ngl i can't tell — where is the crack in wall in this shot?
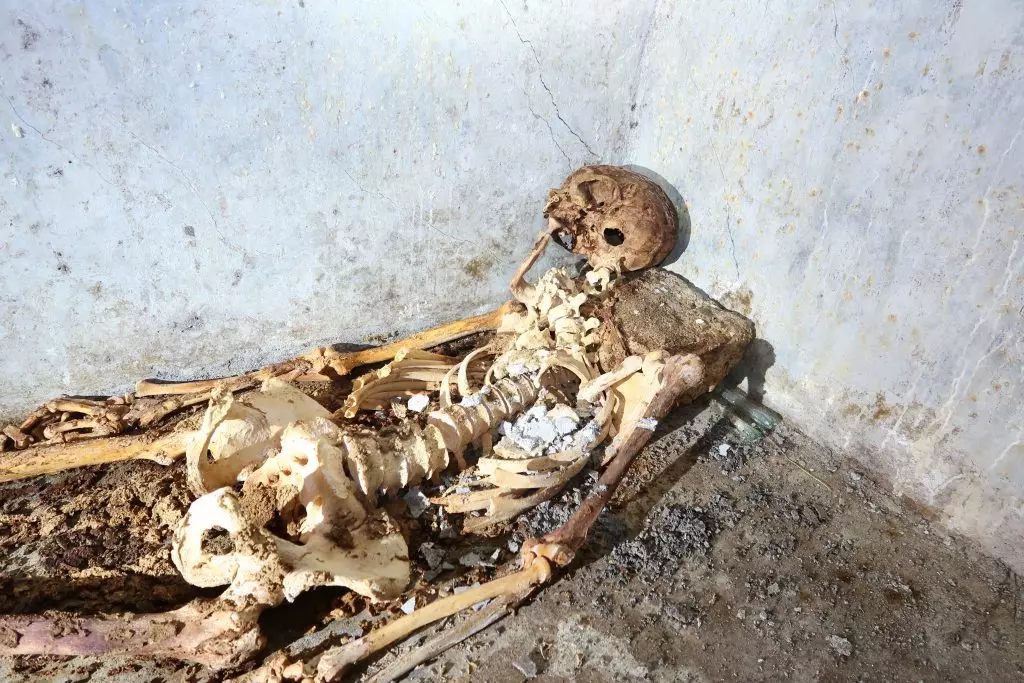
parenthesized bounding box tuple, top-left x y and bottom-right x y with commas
(525, 95, 572, 167)
(724, 215, 741, 280)
(498, 0, 598, 160)
(618, 0, 662, 156)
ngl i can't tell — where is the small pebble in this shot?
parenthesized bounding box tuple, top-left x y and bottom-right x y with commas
(419, 542, 445, 569)
(511, 652, 539, 678)
(637, 417, 658, 431)
(403, 488, 429, 518)
(827, 635, 853, 657)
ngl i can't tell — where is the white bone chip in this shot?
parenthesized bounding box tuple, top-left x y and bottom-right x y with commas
(637, 417, 658, 431)
(718, 444, 731, 457)
(460, 393, 483, 407)
(407, 394, 430, 412)
(400, 597, 416, 614)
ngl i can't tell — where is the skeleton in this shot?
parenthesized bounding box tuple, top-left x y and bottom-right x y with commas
(0, 166, 754, 680)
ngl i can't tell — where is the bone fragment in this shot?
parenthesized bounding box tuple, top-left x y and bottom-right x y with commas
(530, 352, 705, 563)
(0, 430, 190, 482)
(135, 305, 510, 397)
(364, 591, 529, 683)
(313, 557, 552, 682)
(0, 600, 264, 669)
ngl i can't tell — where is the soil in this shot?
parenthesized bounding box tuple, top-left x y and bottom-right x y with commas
(1, 399, 1022, 682)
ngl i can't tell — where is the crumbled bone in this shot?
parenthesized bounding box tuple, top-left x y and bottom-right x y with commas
(175, 419, 411, 603)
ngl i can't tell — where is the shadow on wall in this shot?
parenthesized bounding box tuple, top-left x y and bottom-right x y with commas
(623, 164, 691, 268)
(727, 338, 777, 404)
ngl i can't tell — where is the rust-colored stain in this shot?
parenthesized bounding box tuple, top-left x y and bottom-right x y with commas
(978, 144, 987, 156)
(887, 314, 897, 323)
(908, 31, 920, 40)
(719, 288, 754, 316)
(842, 403, 862, 417)
(871, 393, 895, 421)
(463, 256, 493, 279)
(899, 494, 940, 521)
(883, 48, 891, 59)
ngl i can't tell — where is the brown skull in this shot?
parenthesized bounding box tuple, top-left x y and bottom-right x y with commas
(544, 165, 678, 271)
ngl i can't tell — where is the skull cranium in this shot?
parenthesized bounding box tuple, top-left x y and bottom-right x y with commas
(544, 165, 678, 271)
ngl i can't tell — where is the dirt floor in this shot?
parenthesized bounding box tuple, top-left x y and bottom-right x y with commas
(1, 397, 1022, 682)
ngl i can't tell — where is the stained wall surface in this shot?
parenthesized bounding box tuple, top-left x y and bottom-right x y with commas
(2, 2, 1021, 567)
(631, 0, 1024, 569)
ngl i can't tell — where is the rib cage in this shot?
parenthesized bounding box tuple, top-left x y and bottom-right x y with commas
(332, 374, 539, 504)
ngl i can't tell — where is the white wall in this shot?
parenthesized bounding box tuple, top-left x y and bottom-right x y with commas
(1, 0, 647, 406)
(2, 1, 1021, 568)
(632, 0, 1024, 568)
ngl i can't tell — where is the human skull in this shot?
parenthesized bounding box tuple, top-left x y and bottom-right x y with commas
(544, 165, 678, 271)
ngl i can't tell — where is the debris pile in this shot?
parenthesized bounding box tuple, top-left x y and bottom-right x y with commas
(610, 505, 714, 581)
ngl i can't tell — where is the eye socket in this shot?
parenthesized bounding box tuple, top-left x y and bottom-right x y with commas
(603, 227, 625, 246)
(552, 228, 575, 251)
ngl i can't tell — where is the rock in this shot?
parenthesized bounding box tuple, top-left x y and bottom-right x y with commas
(553, 416, 578, 436)
(525, 405, 548, 420)
(637, 417, 658, 431)
(418, 542, 445, 570)
(827, 634, 853, 657)
(511, 650, 540, 678)
(403, 488, 429, 518)
(601, 268, 755, 404)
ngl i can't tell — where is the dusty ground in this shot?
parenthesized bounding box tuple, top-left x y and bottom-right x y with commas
(1, 397, 1022, 682)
